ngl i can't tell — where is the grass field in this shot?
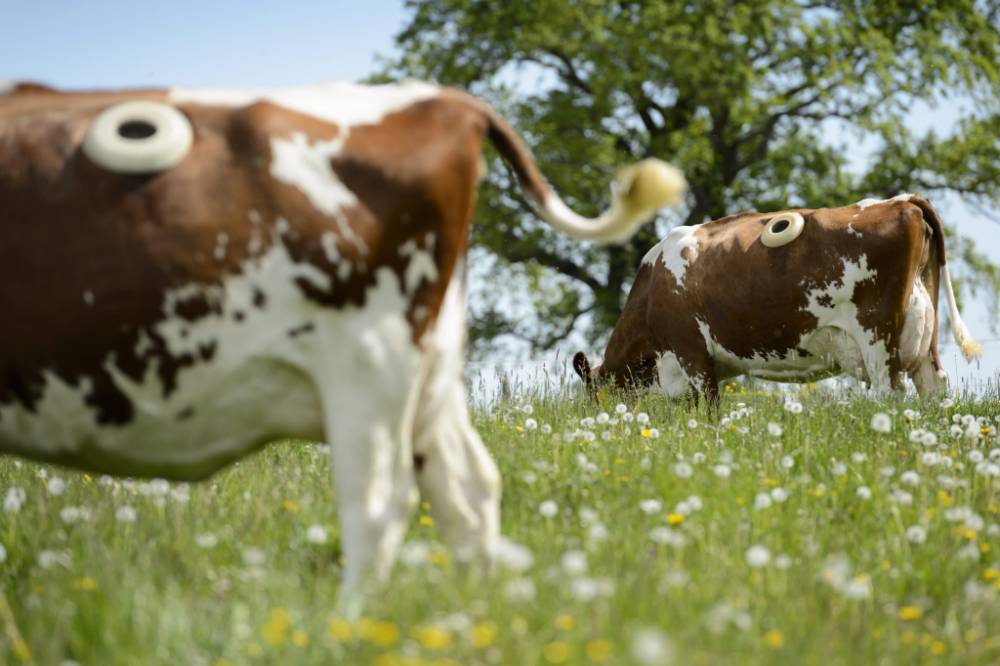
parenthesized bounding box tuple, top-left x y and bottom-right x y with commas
(1, 382, 999, 665)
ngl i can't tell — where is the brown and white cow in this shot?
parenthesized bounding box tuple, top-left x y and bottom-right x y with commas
(574, 195, 982, 405)
(0, 81, 685, 605)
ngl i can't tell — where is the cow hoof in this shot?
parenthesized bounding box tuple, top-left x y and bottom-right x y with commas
(760, 211, 805, 248)
(82, 101, 193, 174)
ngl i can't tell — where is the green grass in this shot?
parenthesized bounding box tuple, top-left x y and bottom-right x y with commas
(2, 384, 999, 665)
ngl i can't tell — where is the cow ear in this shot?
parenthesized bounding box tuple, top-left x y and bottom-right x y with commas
(572, 352, 592, 383)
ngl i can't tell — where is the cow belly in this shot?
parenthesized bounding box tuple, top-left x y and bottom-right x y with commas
(898, 278, 934, 371)
(704, 322, 864, 383)
(0, 358, 323, 479)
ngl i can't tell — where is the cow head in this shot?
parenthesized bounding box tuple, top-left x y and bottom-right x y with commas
(572, 352, 601, 399)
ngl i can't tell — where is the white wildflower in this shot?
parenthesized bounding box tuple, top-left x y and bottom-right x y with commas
(3, 487, 27, 513)
(539, 500, 559, 518)
(784, 400, 803, 414)
(305, 524, 327, 544)
(649, 527, 687, 548)
(770, 487, 789, 503)
(745, 545, 771, 568)
(47, 477, 66, 496)
(504, 577, 536, 602)
(195, 533, 219, 549)
(631, 627, 673, 666)
(856, 486, 872, 500)
(494, 538, 534, 572)
(906, 525, 927, 544)
(241, 547, 266, 567)
(640, 499, 663, 515)
(713, 464, 731, 478)
(560, 550, 588, 576)
(767, 422, 783, 437)
(871, 413, 892, 434)
(673, 462, 693, 479)
(754, 493, 772, 510)
(524, 418, 538, 431)
(115, 505, 137, 523)
(399, 540, 430, 566)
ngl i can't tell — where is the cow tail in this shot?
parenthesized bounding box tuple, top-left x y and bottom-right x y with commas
(909, 196, 983, 361)
(464, 93, 686, 244)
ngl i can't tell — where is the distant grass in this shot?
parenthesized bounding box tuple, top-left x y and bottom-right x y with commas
(1, 383, 999, 665)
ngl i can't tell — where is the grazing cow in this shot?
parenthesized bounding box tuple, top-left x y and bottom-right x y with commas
(0, 81, 685, 604)
(573, 195, 982, 404)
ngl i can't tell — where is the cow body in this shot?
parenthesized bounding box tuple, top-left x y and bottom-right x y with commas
(574, 195, 981, 403)
(0, 81, 684, 603)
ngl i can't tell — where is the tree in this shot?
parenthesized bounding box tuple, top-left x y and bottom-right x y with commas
(381, 0, 1000, 355)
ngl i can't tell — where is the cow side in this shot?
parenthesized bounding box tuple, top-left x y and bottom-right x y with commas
(575, 196, 981, 405)
(0, 81, 684, 607)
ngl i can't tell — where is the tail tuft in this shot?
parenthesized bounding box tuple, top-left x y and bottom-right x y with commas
(615, 158, 687, 217)
(960, 337, 983, 361)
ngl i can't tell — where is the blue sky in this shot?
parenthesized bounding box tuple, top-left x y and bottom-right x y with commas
(3, 1, 997, 388)
(0, 1, 407, 88)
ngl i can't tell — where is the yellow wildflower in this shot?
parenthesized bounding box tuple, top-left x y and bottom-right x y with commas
(641, 429, 652, 438)
(329, 618, 352, 641)
(357, 618, 400, 647)
(291, 630, 309, 647)
(419, 515, 434, 527)
(471, 621, 498, 648)
(586, 639, 613, 662)
(930, 640, 946, 655)
(430, 551, 449, 567)
(543, 641, 571, 664)
(282, 499, 301, 512)
(262, 608, 291, 646)
(71, 576, 98, 591)
(414, 625, 452, 650)
(764, 629, 784, 648)
(666, 513, 684, 525)
(555, 614, 575, 631)
(898, 606, 923, 621)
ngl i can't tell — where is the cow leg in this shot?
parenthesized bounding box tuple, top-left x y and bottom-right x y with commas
(910, 355, 948, 397)
(320, 352, 423, 616)
(413, 378, 501, 564)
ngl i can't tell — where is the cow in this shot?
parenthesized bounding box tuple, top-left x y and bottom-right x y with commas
(0, 80, 685, 608)
(573, 195, 982, 405)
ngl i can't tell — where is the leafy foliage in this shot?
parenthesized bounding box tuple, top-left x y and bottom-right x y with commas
(382, 0, 1000, 352)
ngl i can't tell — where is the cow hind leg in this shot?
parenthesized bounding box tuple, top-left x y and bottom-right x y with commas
(320, 358, 423, 616)
(413, 378, 501, 566)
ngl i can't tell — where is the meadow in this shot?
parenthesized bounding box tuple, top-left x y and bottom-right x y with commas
(1, 381, 999, 666)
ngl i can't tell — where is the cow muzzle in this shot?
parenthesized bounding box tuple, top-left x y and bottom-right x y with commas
(760, 211, 805, 248)
(82, 101, 193, 174)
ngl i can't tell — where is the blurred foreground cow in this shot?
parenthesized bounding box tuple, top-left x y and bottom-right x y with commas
(0, 81, 684, 604)
(574, 195, 981, 404)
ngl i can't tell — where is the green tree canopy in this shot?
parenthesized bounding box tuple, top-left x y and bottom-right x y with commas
(382, 0, 1000, 354)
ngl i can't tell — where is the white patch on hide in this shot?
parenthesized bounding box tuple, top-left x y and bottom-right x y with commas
(693, 256, 888, 386)
(847, 223, 862, 238)
(655, 351, 691, 398)
(898, 277, 934, 371)
(169, 81, 439, 128)
(803, 255, 891, 389)
(171, 82, 438, 253)
(854, 193, 915, 210)
(641, 224, 700, 287)
(0, 224, 429, 477)
(398, 234, 438, 295)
